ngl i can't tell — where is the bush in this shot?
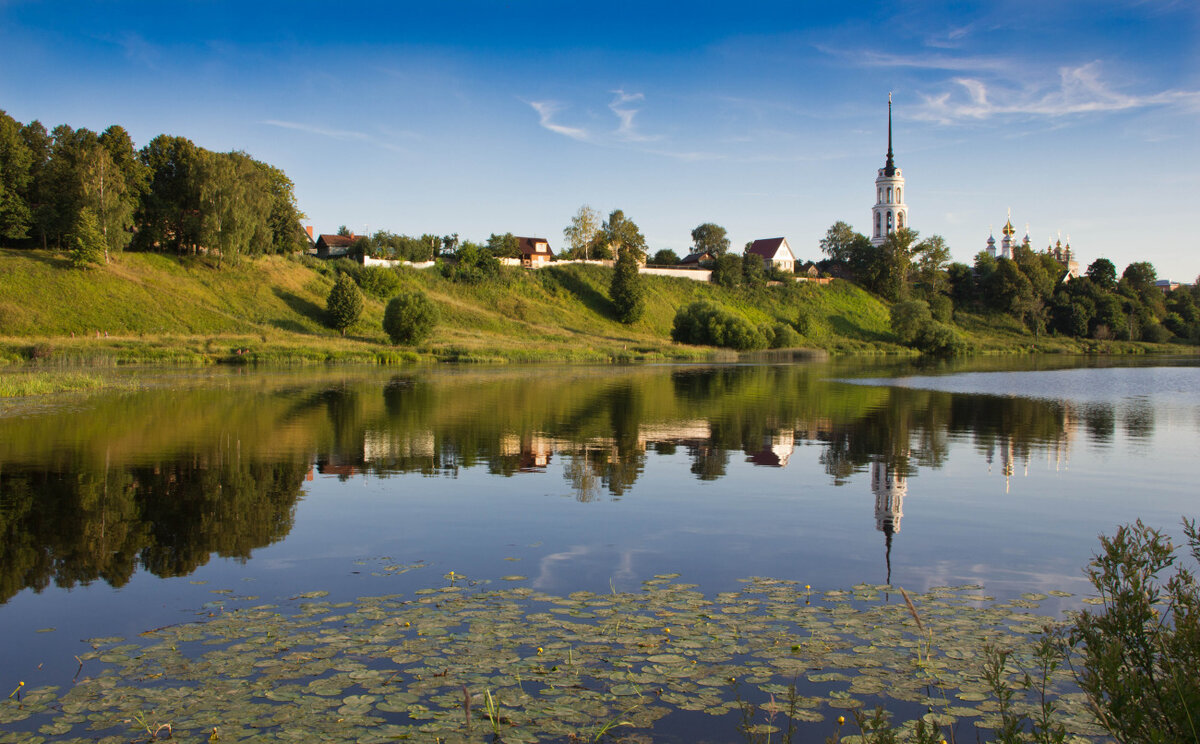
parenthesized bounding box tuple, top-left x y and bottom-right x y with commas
(383, 290, 438, 345)
(913, 319, 970, 356)
(69, 208, 107, 268)
(610, 247, 644, 324)
(1067, 519, 1200, 744)
(890, 300, 932, 343)
(710, 254, 742, 288)
(768, 322, 801, 349)
(1143, 322, 1171, 344)
(671, 301, 766, 350)
(357, 265, 402, 299)
(928, 293, 954, 323)
(326, 273, 363, 335)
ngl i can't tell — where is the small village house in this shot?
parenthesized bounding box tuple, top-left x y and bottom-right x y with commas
(315, 233, 357, 259)
(516, 237, 553, 268)
(745, 238, 796, 273)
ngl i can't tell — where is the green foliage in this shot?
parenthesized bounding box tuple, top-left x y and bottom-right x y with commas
(889, 300, 932, 344)
(383, 290, 438, 345)
(1068, 519, 1200, 744)
(610, 246, 645, 324)
(0, 109, 34, 241)
(741, 253, 766, 288)
(650, 249, 679, 266)
(710, 253, 742, 288)
(767, 322, 801, 349)
(1087, 259, 1117, 289)
(69, 208, 106, 268)
(486, 232, 520, 258)
(671, 301, 766, 350)
(690, 222, 730, 256)
(598, 209, 647, 263)
(819, 221, 866, 263)
(441, 243, 502, 284)
(562, 204, 601, 260)
(356, 265, 402, 299)
(326, 273, 363, 335)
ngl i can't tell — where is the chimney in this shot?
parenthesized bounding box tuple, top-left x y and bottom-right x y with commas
(305, 225, 313, 239)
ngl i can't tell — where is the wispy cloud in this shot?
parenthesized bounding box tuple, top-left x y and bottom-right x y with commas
(261, 120, 411, 154)
(818, 45, 1012, 74)
(527, 101, 590, 141)
(526, 89, 660, 146)
(608, 89, 657, 142)
(916, 61, 1200, 123)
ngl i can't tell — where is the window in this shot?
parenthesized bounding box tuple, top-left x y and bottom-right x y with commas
(887, 187, 892, 203)
(875, 212, 881, 236)
(897, 212, 904, 228)
(896, 188, 901, 202)
(887, 211, 893, 233)
(877, 188, 882, 203)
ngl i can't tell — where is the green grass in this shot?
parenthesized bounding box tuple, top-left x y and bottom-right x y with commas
(4, 247, 1175, 365)
(0, 370, 118, 397)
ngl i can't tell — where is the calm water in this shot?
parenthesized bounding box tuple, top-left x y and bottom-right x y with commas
(1, 356, 1197, 738)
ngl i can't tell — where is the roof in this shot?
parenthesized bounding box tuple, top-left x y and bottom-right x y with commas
(515, 236, 552, 256)
(680, 251, 713, 265)
(316, 234, 356, 248)
(746, 238, 793, 260)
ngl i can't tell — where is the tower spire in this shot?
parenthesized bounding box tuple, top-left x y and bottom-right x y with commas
(884, 92, 896, 176)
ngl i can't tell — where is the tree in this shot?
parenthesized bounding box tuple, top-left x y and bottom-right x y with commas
(1086, 258, 1117, 289)
(710, 253, 741, 288)
(913, 234, 951, 298)
(819, 221, 866, 263)
(0, 109, 34, 242)
(68, 208, 106, 268)
(597, 209, 647, 263)
(136, 134, 205, 253)
(326, 273, 363, 335)
(610, 245, 644, 324)
(383, 290, 438, 345)
(741, 250, 765, 287)
(890, 300, 932, 344)
(1121, 261, 1157, 294)
(486, 232, 520, 258)
(690, 222, 730, 257)
(563, 205, 601, 260)
(650, 248, 679, 265)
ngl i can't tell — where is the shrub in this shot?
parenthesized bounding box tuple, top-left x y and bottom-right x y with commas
(326, 273, 363, 335)
(913, 319, 970, 356)
(440, 243, 501, 284)
(69, 208, 107, 268)
(650, 249, 679, 266)
(357, 265, 402, 299)
(1067, 519, 1200, 744)
(383, 290, 438, 345)
(1143, 322, 1171, 344)
(671, 301, 766, 351)
(610, 247, 644, 324)
(769, 322, 801, 349)
(928, 293, 953, 323)
(710, 254, 742, 288)
(890, 300, 932, 343)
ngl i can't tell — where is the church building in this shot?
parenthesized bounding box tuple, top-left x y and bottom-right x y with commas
(871, 94, 908, 246)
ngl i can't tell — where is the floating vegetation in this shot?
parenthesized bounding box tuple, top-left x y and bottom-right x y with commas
(0, 576, 1106, 743)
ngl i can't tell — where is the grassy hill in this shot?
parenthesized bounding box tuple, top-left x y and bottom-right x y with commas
(4, 249, 1168, 367)
(0, 249, 907, 365)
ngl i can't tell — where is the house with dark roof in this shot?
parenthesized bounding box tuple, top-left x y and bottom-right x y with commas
(315, 233, 357, 259)
(516, 237, 553, 268)
(745, 238, 795, 273)
(679, 250, 715, 266)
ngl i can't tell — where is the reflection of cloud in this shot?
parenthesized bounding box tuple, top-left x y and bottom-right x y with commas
(261, 120, 411, 154)
(531, 545, 646, 590)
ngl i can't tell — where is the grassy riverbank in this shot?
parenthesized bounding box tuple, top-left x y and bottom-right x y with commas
(0, 249, 1183, 367)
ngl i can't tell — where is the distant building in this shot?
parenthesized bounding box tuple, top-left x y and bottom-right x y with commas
(871, 94, 908, 247)
(315, 233, 356, 259)
(516, 237, 553, 268)
(985, 214, 1080, 279)
(680, 250, 716, 266)
(745, 237, 796, 273)
(1157, 279, 1182, 293)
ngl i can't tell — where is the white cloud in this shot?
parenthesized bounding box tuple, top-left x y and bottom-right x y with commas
(527, 100, 590, 141)
(261, 120, 410, 154)
(608, 89, 657, 142)
(915, 61, 1200, 124)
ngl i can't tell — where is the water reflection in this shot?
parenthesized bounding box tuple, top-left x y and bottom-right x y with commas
(0, 361, 1194, 603)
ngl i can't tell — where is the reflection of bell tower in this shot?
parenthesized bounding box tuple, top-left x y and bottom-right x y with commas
(871, 458, 907, 584)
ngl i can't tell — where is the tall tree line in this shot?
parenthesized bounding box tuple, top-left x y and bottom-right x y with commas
(0, 110, 304, 264)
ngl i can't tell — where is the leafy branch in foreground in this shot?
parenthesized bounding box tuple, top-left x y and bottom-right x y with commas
(1067, 518, 1200, 744)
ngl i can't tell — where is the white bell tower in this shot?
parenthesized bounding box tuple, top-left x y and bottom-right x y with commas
(871, 94, 908, 247)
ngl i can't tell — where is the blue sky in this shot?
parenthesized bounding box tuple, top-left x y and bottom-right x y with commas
(2, 0, 1197, 280)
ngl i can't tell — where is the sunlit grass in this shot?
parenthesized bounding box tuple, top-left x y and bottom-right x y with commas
(0, 371, 112, 397)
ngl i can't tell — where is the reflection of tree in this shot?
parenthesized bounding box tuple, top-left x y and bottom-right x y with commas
(0, 453, 306, 603)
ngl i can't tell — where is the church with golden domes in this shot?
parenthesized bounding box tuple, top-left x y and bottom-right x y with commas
(985, 211, 1080, 279)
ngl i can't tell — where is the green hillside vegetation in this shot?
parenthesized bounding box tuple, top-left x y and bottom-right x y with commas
(0, 248, 912, 365)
